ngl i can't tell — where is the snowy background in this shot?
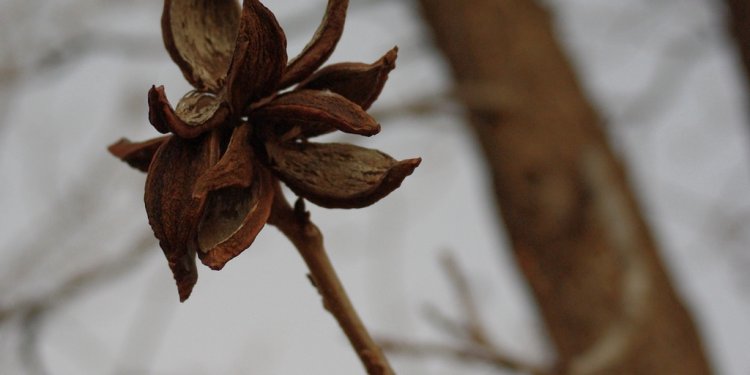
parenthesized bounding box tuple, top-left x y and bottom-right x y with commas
(0, 0, 748, 374)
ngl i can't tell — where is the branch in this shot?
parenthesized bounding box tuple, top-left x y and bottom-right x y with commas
(267, 184, 395, 375)
(0, 232, 154, 324)
(0, 232, 154, 375)
(381, 252, 548, 374)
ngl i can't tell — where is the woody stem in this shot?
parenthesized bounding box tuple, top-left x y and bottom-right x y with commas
(267, 184, 396, 375)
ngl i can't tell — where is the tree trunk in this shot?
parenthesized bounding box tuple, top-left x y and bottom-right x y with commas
(417, 0, 713, 374)
(724, 0, 750, 114)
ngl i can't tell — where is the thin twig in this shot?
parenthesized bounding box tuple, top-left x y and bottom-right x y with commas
(380, 338, 548, 375)
(267, 184, 395, 375)
(0, 232, 154, 324)
(422, 304, 470, 341)
(0, 232, 155, 375)
(440, 253, 491, 347)
(381, 252, 549, 374)
(19, 306, 48, 375)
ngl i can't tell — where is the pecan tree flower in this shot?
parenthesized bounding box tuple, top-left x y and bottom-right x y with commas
(109, 0, 420, 302)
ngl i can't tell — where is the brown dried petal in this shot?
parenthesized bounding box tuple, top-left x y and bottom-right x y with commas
(148, 86, 230, 139)
(299, 47, 398, 110)
(193, 124, 254, 197)
(195, 164, 274, 270)
(279, 0, 349, 89)
(252, 89, 380, 138)
(145, 135, 218, 301)
(162, 0, 240, 92)
(226, 0, 287, 113)
(266, 142, 421, 209)
(108, 136, 170, 172)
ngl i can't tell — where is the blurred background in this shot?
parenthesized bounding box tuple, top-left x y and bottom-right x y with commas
(0, 0, 749, 374)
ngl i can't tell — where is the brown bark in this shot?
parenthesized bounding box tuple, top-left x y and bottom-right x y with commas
(418, 0, 713, 374)
(724, 0, 750, 112)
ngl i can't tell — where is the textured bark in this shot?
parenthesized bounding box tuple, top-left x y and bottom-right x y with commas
(418, 0, 713, 374)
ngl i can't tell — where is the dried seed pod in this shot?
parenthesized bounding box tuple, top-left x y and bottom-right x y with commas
(111, 0, 420, 301)
(266, 142, 421, 208)
(108, 136, 170, 172)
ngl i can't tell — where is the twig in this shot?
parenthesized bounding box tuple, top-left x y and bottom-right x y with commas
(381, 252, 548, 374)
(0, 232, 154, 324)
(422, 304, 470, 341)
(267, 184, 395, 375)
(440, 253, 491, 346)
(19, 306, 48, 375)
(379, 339, 547, 375)
(0, 232, 154, 375)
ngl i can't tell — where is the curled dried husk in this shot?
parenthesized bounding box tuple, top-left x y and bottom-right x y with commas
(195, 164, 275, 270)
(193, 124, 255, 197)
(148, 86, 230, 139)
(299, 47, 398, 110)
(252, 89, 380, 138)
(162, 0, 240, 92)
(279, 0, 349, 88)
(145, 134, 220, 301)
(108, 136, 170, 172)
(266, 142, 421, 208)
(226, 0, 287, 112)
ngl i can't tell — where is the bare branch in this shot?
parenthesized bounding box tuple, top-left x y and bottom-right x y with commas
(267, 187, 395, 375)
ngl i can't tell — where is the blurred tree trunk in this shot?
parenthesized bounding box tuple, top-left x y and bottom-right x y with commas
(418, 0, 713, 374)
(724, 0, 750, 112)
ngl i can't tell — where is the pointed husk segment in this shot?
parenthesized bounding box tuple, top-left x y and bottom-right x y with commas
(145, 134, 219, 301)
(252, 89, 381, 137)
(161, 0, 240, 92)
(195, 164, 275, 270)
(194, 124, 255, 197)
(189, 124, 274, 271)
(299, 47, 398, 110)
(266, 142, 421, 209)
(108, 136, 170, 172)
(226, 0, 288, 113)
(279, 0, 349, 88)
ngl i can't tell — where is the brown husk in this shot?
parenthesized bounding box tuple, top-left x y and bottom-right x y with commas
(108, 136, 170, 172)
(266, 142, 420, 208)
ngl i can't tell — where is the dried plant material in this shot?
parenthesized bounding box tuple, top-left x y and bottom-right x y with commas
(110, 0, 419, 301)
(280, 0, 349, 88)
(300, 47, 398, 110)
(162, 0, 240, 92)
(108, 136, 169, 172)
(111, 1, 413, 371)
(196, 167, 274, 269)
(226, 0, 287, 112)
(175, 91, 226, 126)
(253, 89, 381, 136)
(267, 142, 421, 208)
(144, 136, 217, 301)
(193, 124, 255, 197)
(148, 86, 230, 138)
